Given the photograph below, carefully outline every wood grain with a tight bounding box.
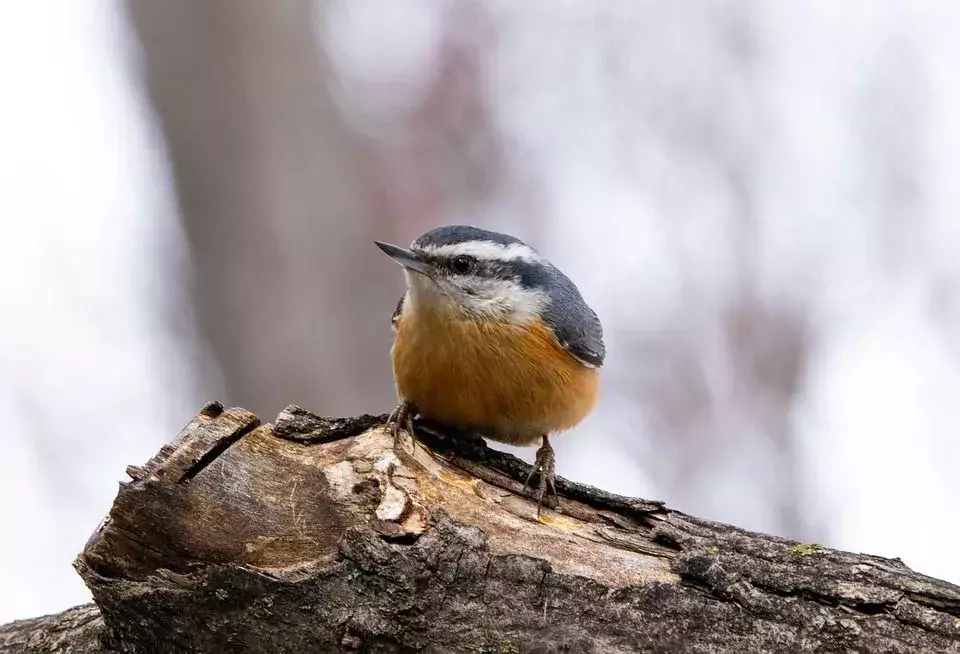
[3,403,959,653]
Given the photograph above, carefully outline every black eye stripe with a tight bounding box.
[417,252,526,281]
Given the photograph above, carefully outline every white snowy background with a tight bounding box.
[2,0,958,623]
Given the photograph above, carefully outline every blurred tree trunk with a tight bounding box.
[124,0,399,418]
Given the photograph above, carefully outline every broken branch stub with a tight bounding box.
[33,403,960,652]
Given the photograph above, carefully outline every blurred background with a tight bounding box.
[2,0,959,623]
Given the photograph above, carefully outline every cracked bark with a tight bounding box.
[2,403,959,653]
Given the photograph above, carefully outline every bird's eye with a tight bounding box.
[451,255,475,274]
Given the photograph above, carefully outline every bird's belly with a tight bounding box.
[391,315,599,445]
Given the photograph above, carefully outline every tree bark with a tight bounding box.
[2,402,959,653]
[0,606,106,653]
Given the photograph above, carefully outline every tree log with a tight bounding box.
[2,402,959,653]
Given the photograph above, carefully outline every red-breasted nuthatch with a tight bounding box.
[375,225,605,515]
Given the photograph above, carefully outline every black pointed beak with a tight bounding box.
[375,241,432,275]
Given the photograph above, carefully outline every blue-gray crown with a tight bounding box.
[412,225,532,251]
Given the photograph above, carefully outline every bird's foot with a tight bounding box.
[386,399,417,445]
[521,435,559,517]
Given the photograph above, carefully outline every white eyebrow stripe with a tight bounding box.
[418,241,541,263]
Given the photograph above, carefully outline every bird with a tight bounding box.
[374,225,605,516]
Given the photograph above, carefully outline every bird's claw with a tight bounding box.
[387,399,417,444]
[522,436,559,517]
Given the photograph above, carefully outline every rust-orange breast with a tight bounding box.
[391,307,599,446]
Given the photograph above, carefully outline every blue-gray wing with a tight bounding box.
[539,270,605,369]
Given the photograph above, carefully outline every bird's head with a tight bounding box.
[375,225,552,323]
